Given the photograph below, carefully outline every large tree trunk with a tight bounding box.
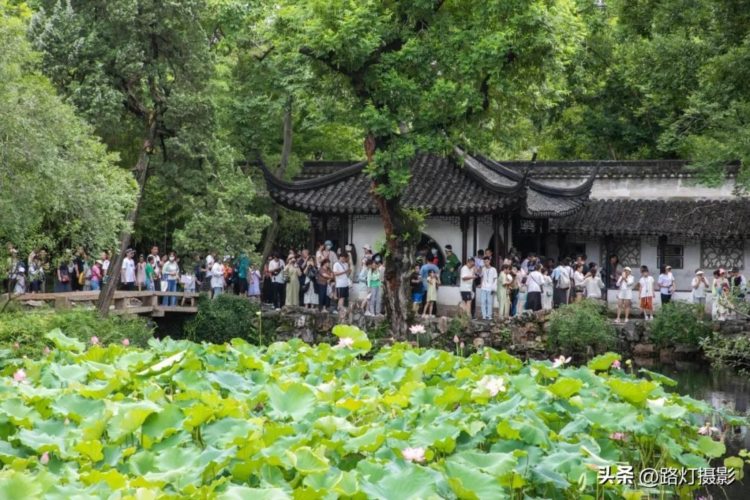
[373,194,415,339]
[96,118,157,316]
[261,96,294,263]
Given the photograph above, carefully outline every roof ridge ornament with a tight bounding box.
[453,147,525,195]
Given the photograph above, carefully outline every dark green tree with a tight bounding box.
[266,0,585,334]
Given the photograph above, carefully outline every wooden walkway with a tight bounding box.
[12,291,199,317]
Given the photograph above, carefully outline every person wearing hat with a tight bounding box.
[657,265,675,305]
[615,266,635,323]
[692,269,709,307]
[121,248,137,291]
[441,245,460,286]
[637,266,656,321]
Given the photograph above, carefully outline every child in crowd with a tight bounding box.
[423,269,439,318]
[637,265,656,321]
[180,269,196,307]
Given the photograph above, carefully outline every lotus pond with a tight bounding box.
[0,325,745,499]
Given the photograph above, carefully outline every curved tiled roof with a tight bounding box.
[550,199,750,237]
[261,153,593,216]
[497,160,740,179]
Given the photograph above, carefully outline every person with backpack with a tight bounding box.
[55,256,72,292]
[552,258,573,308]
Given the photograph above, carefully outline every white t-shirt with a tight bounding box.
[658,274,674,295]
[102,259,110,274]
[269,259,285,284]
[617,274,635,300]
[692,277,707,298]
[480,266,498,290]
[333,261,350,288]
[584,274,604,299]
[526,270,544,293]
[210,262,224,288]
[121,257,136,283]
[573,271,585,288]
[639,275,655,298]
[459,265,474,292]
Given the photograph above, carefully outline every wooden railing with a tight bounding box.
[12,291,200,317]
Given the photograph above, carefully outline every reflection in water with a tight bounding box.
[639,361,750,498]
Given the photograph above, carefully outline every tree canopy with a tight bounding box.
[3,0,750,267]
[0,1,136,255]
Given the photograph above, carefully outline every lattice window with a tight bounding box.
[519,219,537,233]
[601,238,641,268]
[701,239,744,270]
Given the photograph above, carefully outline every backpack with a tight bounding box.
[556,267,571,289]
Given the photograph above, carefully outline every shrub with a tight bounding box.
[184,294,273,345]
[649,302,712,348]
[0,310,153,358]
[548,301,616,355]
[701,333,750,374]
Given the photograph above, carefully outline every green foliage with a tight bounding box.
[0,3,136,254]
[0,328,736,498]
[701,333,750,374]
[548,301,616,355]
[0,310,153,358]
[650,302,712,348]
[184,295,272,345]
[172,162,271,258]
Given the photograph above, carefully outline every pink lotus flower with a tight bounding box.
[13,342,19,350]
[453,335,460,344]
[402,447,426,463]
[552,355,572,368]
[609,432,626,441]
[698,423,720,436]
[40,452,49,465]
[12,369,26,383]
[43,346,50,355]
[121,338,130,346]
[459,341,465,349]
[90,336,99,346]
[409,324,426,335]
[611,360,621,369]
[336,337,354,349]
[64,418,70,425]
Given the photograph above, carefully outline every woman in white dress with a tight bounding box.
[541,267,553,311]
[615,267,635,323]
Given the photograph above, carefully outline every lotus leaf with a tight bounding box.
[0,328,737,498]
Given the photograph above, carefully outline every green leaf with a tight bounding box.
[638,369,678,387]
[332,324,372,352]
[293,447,329,474]
[696,436,726,458]
[548,377,584,399]
[44,329,84,353]
[107,401,162,442]
[218,486,291,500]
[445,460,507,500]
[607,379,658,405]
[266,383,316,420]
[587,353,621,372]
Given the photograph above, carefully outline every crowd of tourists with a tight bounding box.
[4,241,746,322]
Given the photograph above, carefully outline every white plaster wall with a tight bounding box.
[540,177,737,200]
[423,218,464,260]
[350,216,385,254]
